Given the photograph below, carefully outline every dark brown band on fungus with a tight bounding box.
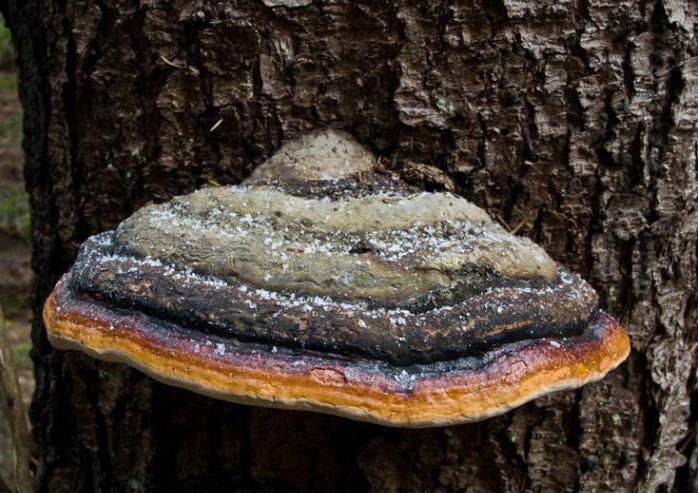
[44,274,630,427]
[68,231,598,366]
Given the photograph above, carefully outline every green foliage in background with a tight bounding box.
[0,16,26,243]
[0,187,29,241]
[9,342,30,371]
[0,17,14,71]
[0,109,20,145]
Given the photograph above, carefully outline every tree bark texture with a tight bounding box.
[2,0,697,491]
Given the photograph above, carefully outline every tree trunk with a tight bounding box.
[2,0,697,491]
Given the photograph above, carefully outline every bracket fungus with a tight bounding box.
[43,129,630,427]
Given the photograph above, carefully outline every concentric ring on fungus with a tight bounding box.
[43,129,630,427]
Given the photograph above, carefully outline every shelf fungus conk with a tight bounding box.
[44,129,630,427]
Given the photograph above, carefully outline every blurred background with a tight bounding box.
[0,12,33,423]
[0,15,32,492]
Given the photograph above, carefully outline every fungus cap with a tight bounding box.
[43,129,630,427]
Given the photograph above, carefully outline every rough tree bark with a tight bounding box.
[1,0,697,491]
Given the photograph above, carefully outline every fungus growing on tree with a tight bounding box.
[43,129,630,427]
